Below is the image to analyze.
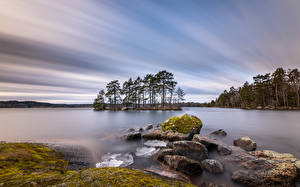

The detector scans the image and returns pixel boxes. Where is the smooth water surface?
[0,107,299,185]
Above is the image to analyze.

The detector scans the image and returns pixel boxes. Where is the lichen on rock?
[161,114,203,134]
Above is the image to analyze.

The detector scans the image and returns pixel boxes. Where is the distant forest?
[93,70,185,110]
[211,68,300,109]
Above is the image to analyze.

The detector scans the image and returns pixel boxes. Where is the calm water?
[0,107,299,185]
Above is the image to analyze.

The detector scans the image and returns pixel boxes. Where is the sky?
[1,0,300,104]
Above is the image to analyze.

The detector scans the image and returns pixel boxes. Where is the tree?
[155,70,176,106]
[288,69,300,107]
[105,80,121,105]
[176,87,185,103]
[240,82,253,108]
[272,68,286,107]
[93,89,105,110]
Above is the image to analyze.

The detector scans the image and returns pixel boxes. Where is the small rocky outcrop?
[161,114,203,134]
[233,136,257,151]
[201,159,224,174]
[164,155,203,175]
[168,141,209,162]
[210,129,227,136]
[224,150,299,187]
[121,131,141,140]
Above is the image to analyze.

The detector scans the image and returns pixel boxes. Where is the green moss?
[0,142,195,186]
[161,114,203,134]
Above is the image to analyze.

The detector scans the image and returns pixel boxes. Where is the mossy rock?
[0,142,195,186]
[161,114,203,134]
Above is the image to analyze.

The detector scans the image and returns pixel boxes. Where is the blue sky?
[0,0,300,103]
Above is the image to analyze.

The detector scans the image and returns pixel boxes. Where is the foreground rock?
[233,136,257,151]
[224,150,300,186]
[0,142,195,186]
[122,131,141,140]
[143,129,188,141]
[168,141,209,162]
[210,129,227,136]
[192,134,218,149]
[201,159,224,174]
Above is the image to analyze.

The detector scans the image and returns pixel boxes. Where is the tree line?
[213,68,300,109]
[93,70,185,110]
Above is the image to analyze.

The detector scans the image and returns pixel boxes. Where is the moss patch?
[161,114,203,134]
[0,142,195,186]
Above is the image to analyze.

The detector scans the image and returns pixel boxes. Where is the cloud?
[0,0,300,103]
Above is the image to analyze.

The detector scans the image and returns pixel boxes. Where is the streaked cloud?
[0,0,300,103]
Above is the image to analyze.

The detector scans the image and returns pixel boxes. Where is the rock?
[186,127,201,140]
[192,135,218,149]
[161,114,203,134]
[144,168,191,183]
[201,159,224,174]
[164,155,202,175]
[138,128,143,132]
[170,141,208,162]
[199,182,226,187]
[154,148,177,162]
[144,140,167,147]
[233,137,257,151]
[210,129,227,136]
[144,124,153,130]
[143,130,187,141]
[225,150,299,186]
[126,128,135,132]
[135,147,157,157]
[217,145,232,155]
[122,132,141,140]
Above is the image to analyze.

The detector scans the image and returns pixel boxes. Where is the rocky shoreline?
[121,114,300,186]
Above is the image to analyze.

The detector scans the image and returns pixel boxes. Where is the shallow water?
[0,107,299,186]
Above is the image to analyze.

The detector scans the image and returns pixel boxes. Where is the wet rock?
[164,155,202,175]
[143,130,187,141]
[210,129,227,136]
[144,124,153,130]
[154,148,177,162]
[95,153,134,168]
[233,136,257,151]
[144,168,191,183]
[192,135,218,149]
[186,127,201,140]
[224,150,299,186]
[122,131,141,140]
[135,147,158,157]
[138,128,143,132]
[201,159,224,174]
[217,144,232,155]
[170,141,208,162]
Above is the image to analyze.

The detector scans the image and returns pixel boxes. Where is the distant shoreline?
[0,101,92,108]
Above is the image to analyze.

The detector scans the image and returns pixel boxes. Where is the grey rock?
[164,155,202,175]
[193,135,218,149]
[171,141,208,162]
[233,136,257,151]
[217,145,232,155]
[210,129,227,136]
[144,124,153,130]
[122,132,141,140]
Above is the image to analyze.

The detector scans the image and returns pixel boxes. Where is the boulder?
[217,145,232,156]
[138,128,143,132]
[164,155,202,175]
[144,124,153,130]
[209,129,227,136]
[192,135,218,149]
[186,127,201,140]
[143,130,187,141]
[161,114,203,134]
[121,132,141,140]
[233,137,257,151]
[201,159,224,174]
[224,150,299,186]
[154,148,177,162]
[170,141,208,162]
[126,128,135,133]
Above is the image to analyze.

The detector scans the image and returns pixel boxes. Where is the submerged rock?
[161,114,203,134]
[233,136,257,151]
[164,155,202,175]
[95,153,134,168]
[201,159,224,174]
[126,128,135,132]
[209,129,227,136]
[135,147,158,157]
[144,124,153,130]
[217,144,232,156]
[169,141,209,162]
[122,131,141,140]
[144,140,167,147]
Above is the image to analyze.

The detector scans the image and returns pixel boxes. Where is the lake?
[0,107,299,186]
